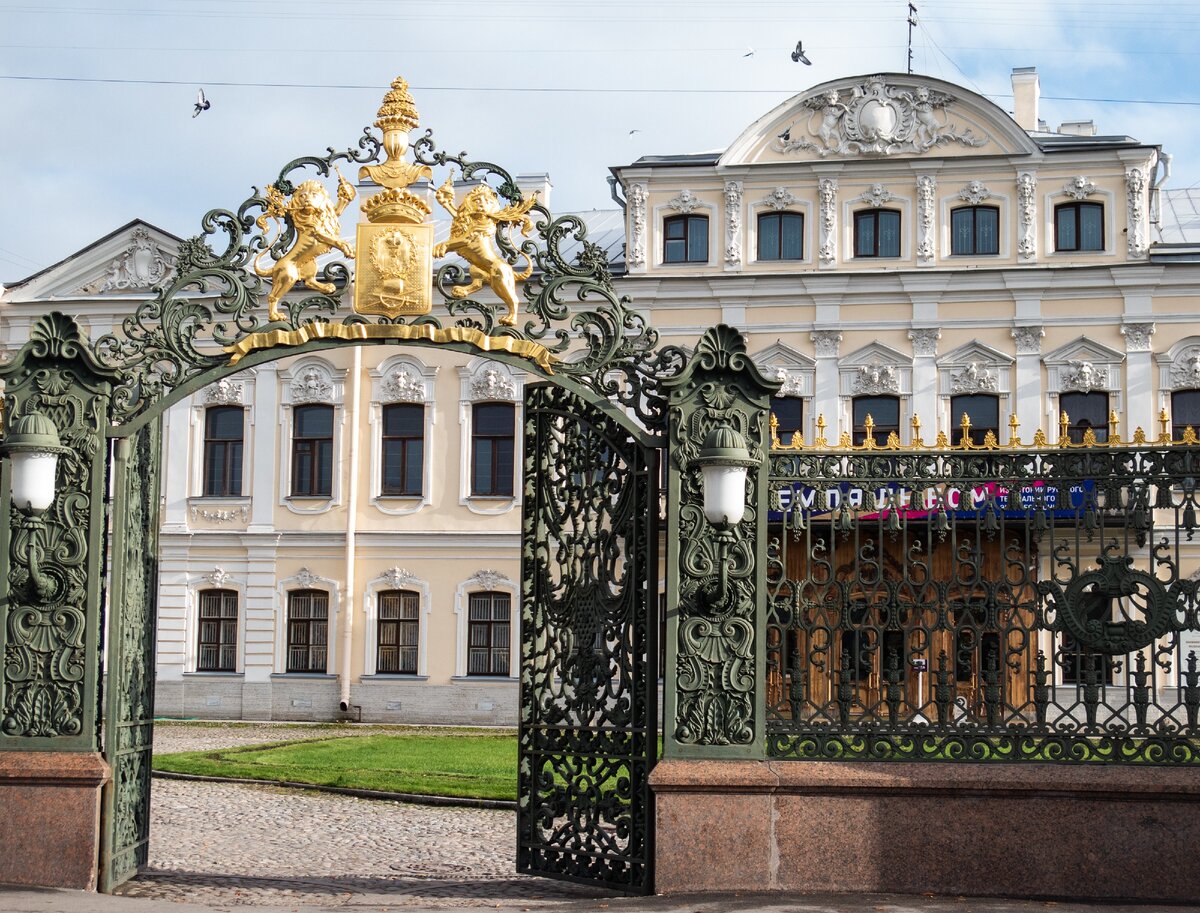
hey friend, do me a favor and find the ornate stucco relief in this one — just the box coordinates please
[857,183,894,208]
[775,76,987,157]
[1121,322,1155,354]
[908,328,941,358]
[817,178,838,267]
[666,189,701,214]
[853,362,900,395]
[204,378,244,406]
[724,181,743,267]
[760,187,799,210]
[916,175,936,263]
[1017,171,1037,260]
[950,362,1000,394]
[1063,176,1097,201]
[811,330,843,358]
[381,366,426,403]
[1125,166,1149,258]
[1012,325,1044,356]
[957,181,993,205]
[101,226,175,292]
[1061,360,1109,393]
[290,367,334,404]
[627,183,647,269]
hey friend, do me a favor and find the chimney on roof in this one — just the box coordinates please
[515,173,552,209]
[1058,120,1098,137]
[1011,67,1039,132]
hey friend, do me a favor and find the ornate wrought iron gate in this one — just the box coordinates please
[518,384,658,893]
[99,421,163,891]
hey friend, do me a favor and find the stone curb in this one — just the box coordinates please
[151,770,518,810]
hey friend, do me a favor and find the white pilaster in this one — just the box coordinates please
[810,330,842,439]
[249,363,279,532]
[908,328,940,436]
[161,399,191,533]
[1122,322,1156,433]
[241,539,281,684]
[1012,326,1045,436]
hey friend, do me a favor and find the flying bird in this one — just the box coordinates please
[193,88,211,118]
[629,129,641,135]
[791,41,812,65]
[743,47,755,58]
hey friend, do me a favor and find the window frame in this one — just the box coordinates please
[285,589,330,673]
[470,402,516,498]
[201,405,245,498]
[662,213,710,264]
[853,209,902,259]
[466,591,512,677]
[771,396,805,446]
[380,403,424,497]
[290,403,335,498]
[950,393,1001,446]
[1172,389,1200,440]
[1054,201,1105,253]
[949,205,1000,256]
[852,394,900,446]
[756,211,804,262]
[196,588,239,673]
[1059,391,1110,444]
[375,589,420,675]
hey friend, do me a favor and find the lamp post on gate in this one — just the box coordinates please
[1,410,70,602]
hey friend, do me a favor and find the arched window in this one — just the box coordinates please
[852,395,900,446]
[663,214,709,264]
[950,205,999,255]
[381,403,424,496]
[197,589,238,672]
[854,209,901,258]
[757,212,803,261]
[1054,202,1104,252]
[471,402,515,497]
[950,393,1000,446]
[377,590,420,674]
[286,589,329,673]
[291,404,334,497]
[202,406,244,497]
[1172,390,1200,440]
[1059,391,1109,443]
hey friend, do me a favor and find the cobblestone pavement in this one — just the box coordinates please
[121,721,604,907]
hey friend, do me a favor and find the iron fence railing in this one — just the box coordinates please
[766,444,1200,763]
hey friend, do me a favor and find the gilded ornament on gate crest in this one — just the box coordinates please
[254,169,356,322]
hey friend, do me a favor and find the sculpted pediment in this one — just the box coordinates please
[720,73,1036,167]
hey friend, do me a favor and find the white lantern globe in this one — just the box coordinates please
[2,411,69,514]
[695,424,759,529]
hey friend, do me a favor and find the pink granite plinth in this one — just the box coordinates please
[0,751,110,891]
[650,758,1200,902]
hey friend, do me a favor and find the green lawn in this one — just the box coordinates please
[154,730,518,800]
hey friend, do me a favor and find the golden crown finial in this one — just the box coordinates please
[376,76,420,133]
[359,75,434,219]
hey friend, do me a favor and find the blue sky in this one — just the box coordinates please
[0,0,1196,280]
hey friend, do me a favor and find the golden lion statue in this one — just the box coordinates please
[254,170,356,321]
[433,175,538,326]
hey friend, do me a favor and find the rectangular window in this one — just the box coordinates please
[757,212,803,261]
[292,404,334,497]
[663,214,709,264]
[854,210,901,258]
[1173,389,1200,440]
[1059,391,1109,443]
[467,591,511,676]
[1055,202,1104,252]
[377,590,419,674]
[950,206,999,256]
[286,589,329,673]
[950,393,1000,446]
[197,589,238,672]
[772,396,804,446]
[472,402,515,497]
[852,395,900,446]
[203,406,244,498]
[381,403,424,496]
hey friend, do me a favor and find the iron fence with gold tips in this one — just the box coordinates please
[769,407,1196,452]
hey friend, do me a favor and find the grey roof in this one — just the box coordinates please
[1158,188,1200,245]
[627,152,723,167]
[1033,134,1143,150]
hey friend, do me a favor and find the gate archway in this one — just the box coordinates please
[0,77,689,895]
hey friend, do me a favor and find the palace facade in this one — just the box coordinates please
[3,66,1198,723]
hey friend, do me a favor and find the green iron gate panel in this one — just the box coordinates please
[100,421,163,892]
[518,384,658,893]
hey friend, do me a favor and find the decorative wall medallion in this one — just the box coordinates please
[776,76,987,157]
[908,328,941,358]
[101,226,175,291]
[1063,176,1097,201]
[470,367,517,401]
[1121,322,1155,354]
[773,369,805,397]
[760,187,799,211]
[189,504,250,523]
[381,366,425,403]
[950,361,999,394]
[1170,347,1200,390]
[382,567,418,589]
[857,183,894,208]
[916,174,936,262]
[204,378,243,405]
[470,569,509,591]
[290,367,333,404]
[666,189,701,214]
[1125,166,1149,258]
[1061,359,1109,393]
[958,180,993,205]
[1012,325,1044,355]
[817,178,838,266]
[296,567,318,588]
[724,181,743,267]
[627,183,647,269]
[208,567,232,587]
[811,329,842,358]
[852,362,900,395]
[1017,171,1037,260]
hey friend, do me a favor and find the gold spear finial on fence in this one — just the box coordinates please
[1108,410,1120,445]
[862,413,877,449]
[1008,413,1022,447]
[1059,410,1071,446]
[769,412,780,449]
[1160,407,1172,444]
[958,412,973,449]
[911,413,924,448]
[815,413,828,449]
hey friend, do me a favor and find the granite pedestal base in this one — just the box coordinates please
[650,759,1200,902]
[0,752,110,891]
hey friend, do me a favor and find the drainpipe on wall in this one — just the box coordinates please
[340,345,362,712]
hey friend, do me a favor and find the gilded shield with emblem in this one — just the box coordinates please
[354,222,433,318]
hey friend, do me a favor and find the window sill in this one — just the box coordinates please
[270,672,336,679]
[452,675,517,683]
[184,671,244,679]
[360,674,430,682]
[190,496,250,504]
